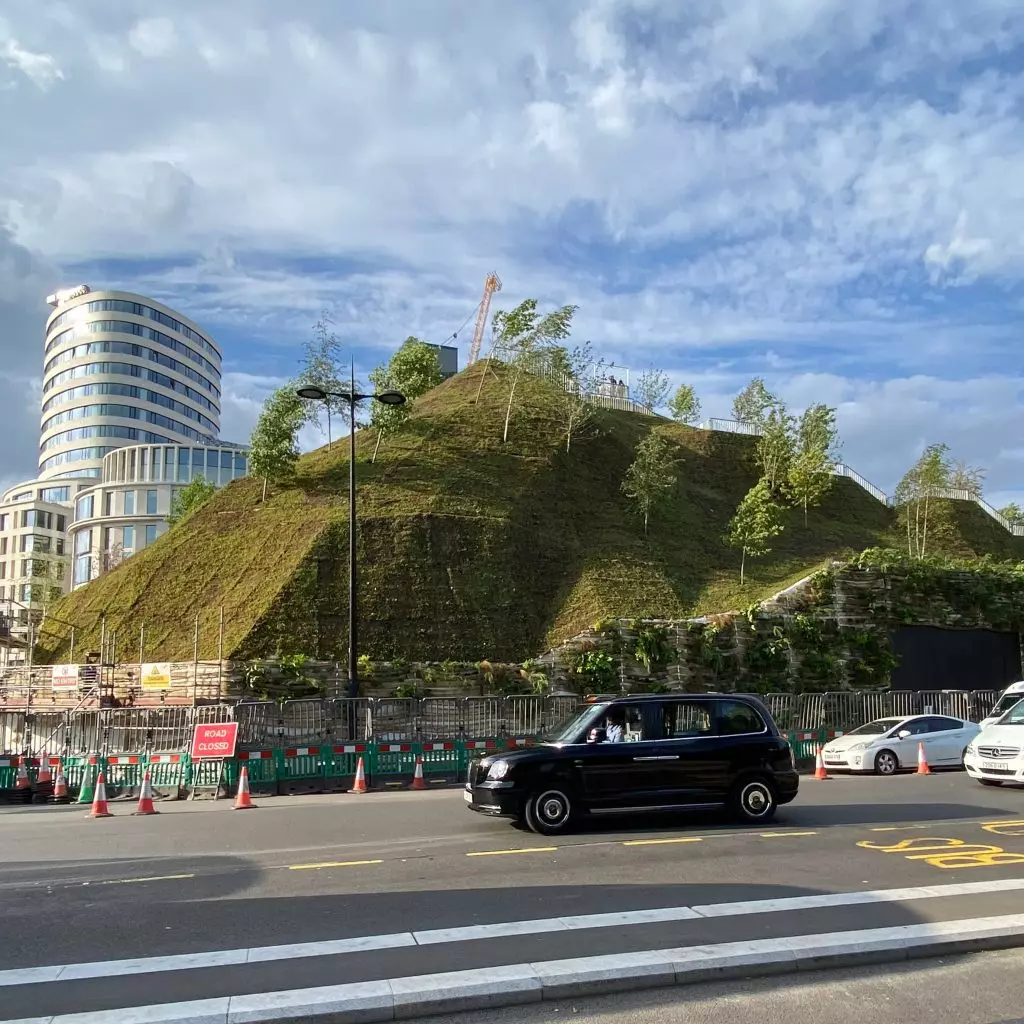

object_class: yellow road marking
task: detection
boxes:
[94,874,195,886]
[466,847,558,858]
[288,860,383,871]
[981,820,1024,836]
[760,831,817,838]
[623,837,703,847]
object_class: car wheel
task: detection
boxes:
[729,776,778,824]
[525,787,574,836]
[874,749,899,776]
[979,779,1003,787]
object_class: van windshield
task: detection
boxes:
[990,692,1024,718]
[997,699,1024,724]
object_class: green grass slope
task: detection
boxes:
[37,364,1024,664]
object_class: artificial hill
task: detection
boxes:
[37,363,1024,665]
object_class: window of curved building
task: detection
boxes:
[48,299,220,359]
[44,343,220,396]
[41,426,176,453]
[39,447,117,473]
[45,319,219,375]
[42,382,220,424]
[43,363,221,413]
[41,403,219,440]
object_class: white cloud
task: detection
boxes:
[0,26,64,90]
[0,0,1021,516]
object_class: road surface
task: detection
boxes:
[1,772,1023,1020]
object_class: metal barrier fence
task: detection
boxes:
[0,690,1005,757]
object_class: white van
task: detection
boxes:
[978,681,1024,730]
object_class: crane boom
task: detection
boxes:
[468,272,502,365]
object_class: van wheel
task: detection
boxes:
[524,787,574,835]
[874,750,899,775]
[729,777,777,824]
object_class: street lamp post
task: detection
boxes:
[297,367,405,702]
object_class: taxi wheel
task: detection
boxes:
[874,749,899,775]
[525,787,574,835]
[729,776,777,823]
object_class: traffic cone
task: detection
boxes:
[350,756,368,794]
[36,753,52,786]
[52,764,69,803]
[88,772,113,818]
[411,756,427,791]
[77,763,97,805]
[232,766,255,810]
[14,759,30,790]
[813,747,830,780]
[916,743,932,775]
[134,771,159,815]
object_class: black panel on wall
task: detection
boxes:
[888,625,1021,692]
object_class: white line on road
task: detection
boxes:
[3,877,1024,989]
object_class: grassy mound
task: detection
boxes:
[37,364,1024,664]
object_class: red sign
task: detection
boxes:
[190,722,239,760]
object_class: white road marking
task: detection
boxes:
[3,877,1024,988]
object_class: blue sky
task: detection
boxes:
[1,0,1023,507]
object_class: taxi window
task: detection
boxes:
[662,701,714,739]
[716,700,766,736]
[597,704,647,742]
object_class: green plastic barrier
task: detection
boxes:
[374,742,416,788]
[416,742,463,783]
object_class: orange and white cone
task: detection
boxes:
[232,766,255,810]
[350,756,368,794]
[916,742,932,775]
[52,764,69,802]
[36,753,52,786]
[89,772,114,818]
[134,770,159,815]
[411,756,427,791]
[14,758,30,790]
[813,747,830,780]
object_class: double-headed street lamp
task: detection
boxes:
[296,372,405,700]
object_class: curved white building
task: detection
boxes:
[40,286,223,481]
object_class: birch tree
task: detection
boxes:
[621,432,678,535]
[787,403,840,524]
[732,377,780,426]
[299,313,346,448]
[894,443,951,558]
[634,368,671,413]
[668,384,701,425]
[552,342,602,453]
[368,338,443,462]
[725,479,784,583]
[755,405,796,497]
[249,385,307,502]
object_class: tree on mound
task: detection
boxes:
[369,337,444,462]
[622,431,678,536]
[725,479,784,583]
[249,385,307,501]
[167,476,216,527]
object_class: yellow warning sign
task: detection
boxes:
[141,662,172,691]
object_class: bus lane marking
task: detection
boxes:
[857,835,1024,870]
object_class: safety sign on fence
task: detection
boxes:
[51,665,79,691]
[141,662,172,691]
[190,722,238,760]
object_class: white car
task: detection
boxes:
[978,681,1024,730]
[965,699,1024,786]
[821,714,980,775]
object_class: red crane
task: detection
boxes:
[468,272,502,365]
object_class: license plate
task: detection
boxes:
[982,761,1008,771]
[464,788,473,803]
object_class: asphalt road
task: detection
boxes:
[2,772,1024,1019]
[405,947,1024,1024]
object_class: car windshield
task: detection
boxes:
[990,693,1024,717]
[846,718,903,736]
[999,701,1024,725]
[540,703,609,744]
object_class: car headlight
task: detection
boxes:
[966,743,977,756]
[487,759,510,781]
[848,742,868,752]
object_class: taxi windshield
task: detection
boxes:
[846,718,902,736]
[540,703,609,744]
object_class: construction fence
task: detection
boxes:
[0,689,1001,801]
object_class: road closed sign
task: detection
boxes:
[190,722,239,760]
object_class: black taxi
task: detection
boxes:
[465,694,798,834]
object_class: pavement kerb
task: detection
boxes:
[10,913,1024,1024]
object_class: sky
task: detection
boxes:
[2,0,1023,508]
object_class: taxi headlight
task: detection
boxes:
[487,759,510,781]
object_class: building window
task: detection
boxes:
[146,489,158,515]
[144,524,157,547]
[0,562,5,578]
[123,490,135,515]
[56,514,66,532]
[104,491,113,516]
[56,538,65,555]
[73,555,92,586]
[20,535,51,554]
[40,486,70,503]
[12,490,34,501]
[19,583,36,603]
[123,525,135,551]
[74,529,92,556]
[178,447,190,483]
[0,514,7,530]
[0,538,6,556]
[234,454,247,475]
[21,510,53,530]
[75,495,94,521]
[221,450,232,470]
